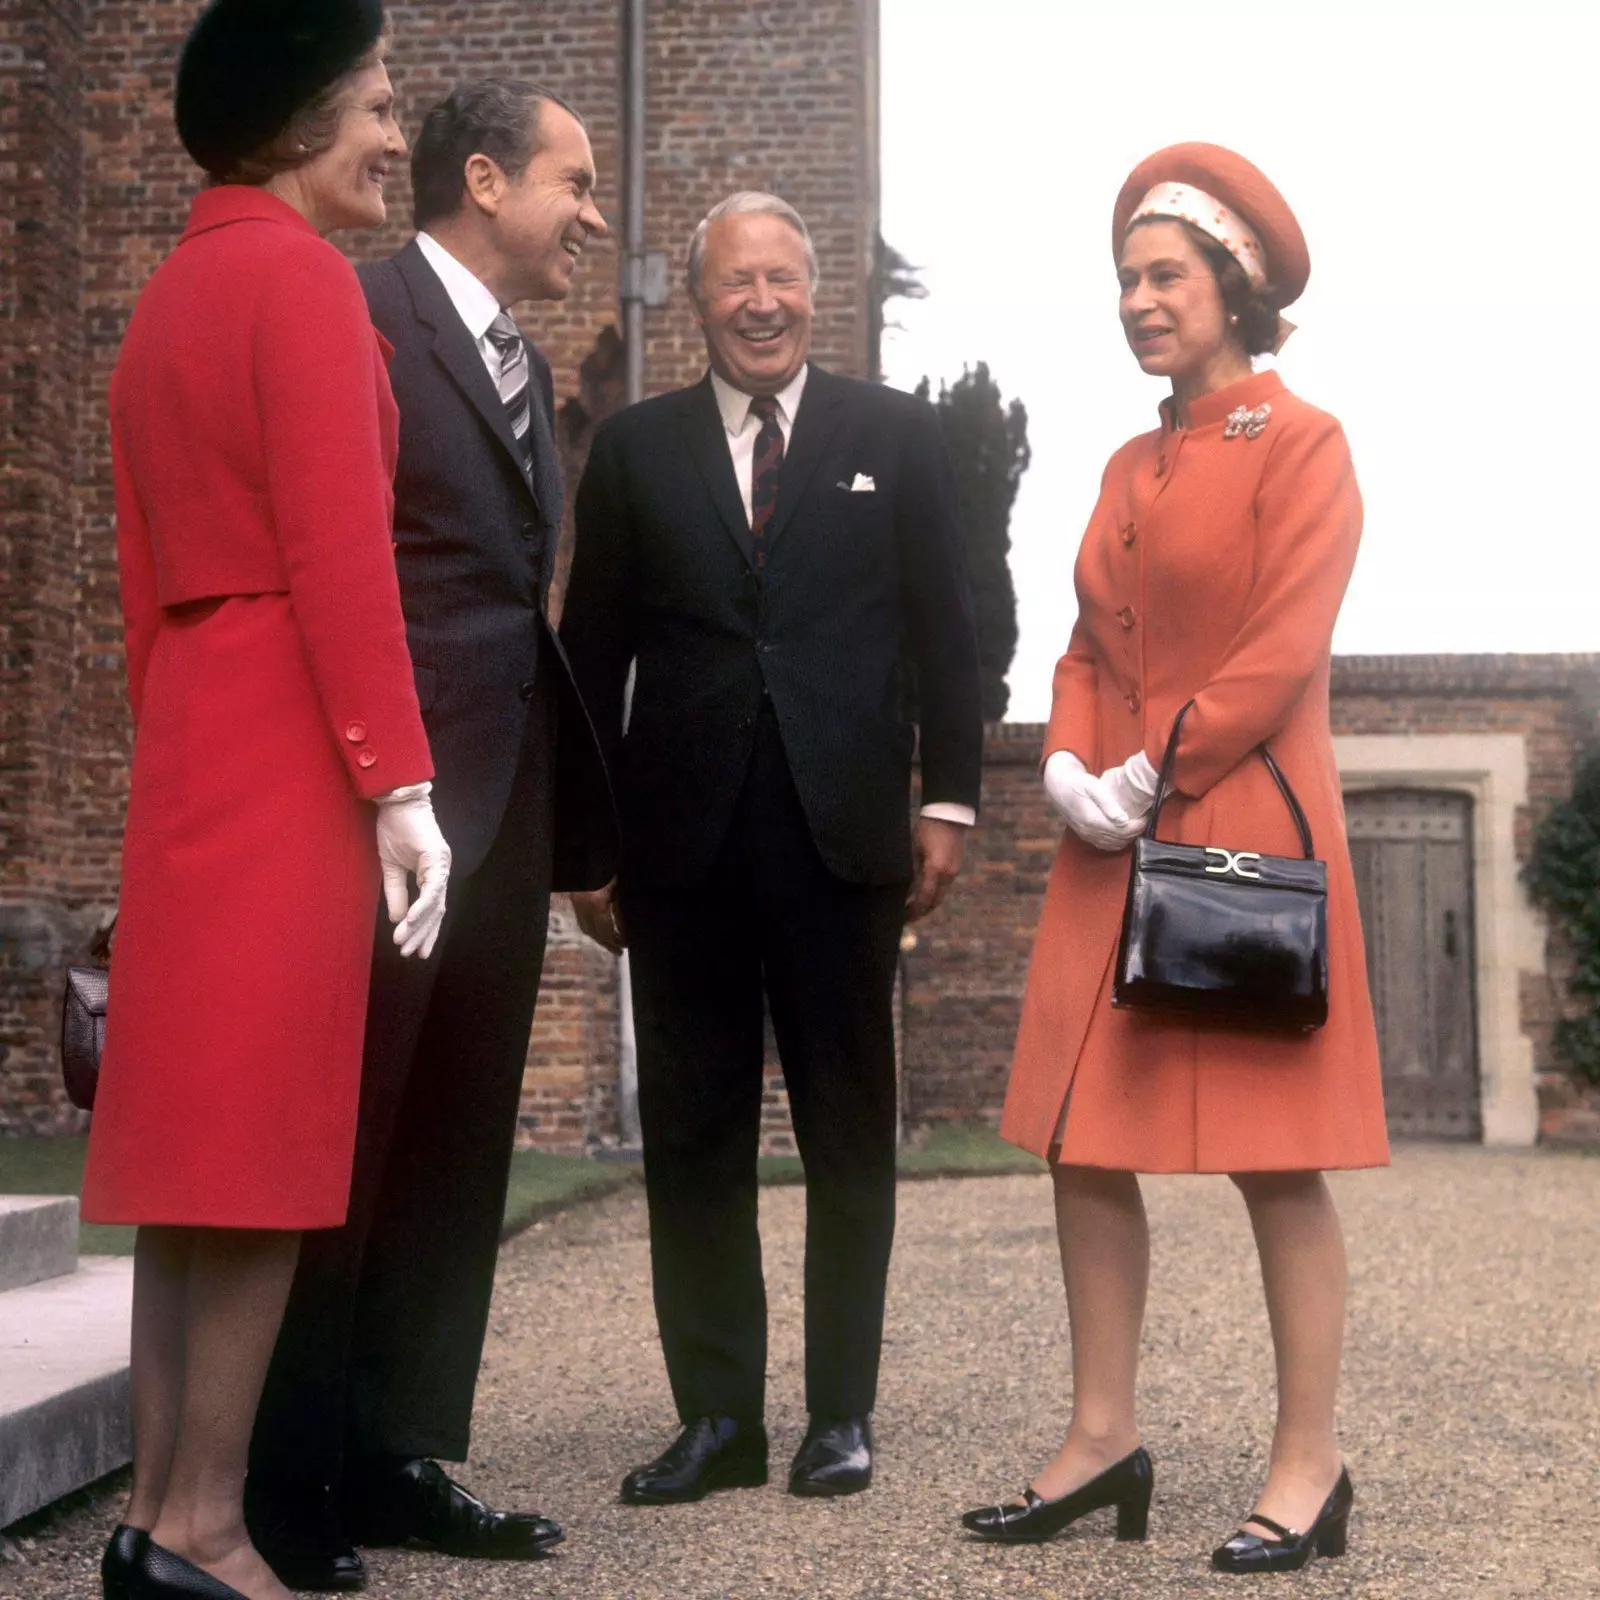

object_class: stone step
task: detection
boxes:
[0,1256,132,1529]
[0,1196,79,1294]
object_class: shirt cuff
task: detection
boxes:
[920,802,976,827]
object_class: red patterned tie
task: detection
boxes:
[748,395,784,571]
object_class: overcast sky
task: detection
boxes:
[878,0,1600,721]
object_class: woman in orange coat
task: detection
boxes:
[78,4,449,1597]
[962,146,1387,1574]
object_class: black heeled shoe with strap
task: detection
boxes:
[1211,1467,1353,1573]
[961,1446,1153,1544]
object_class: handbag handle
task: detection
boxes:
[1144,700,1316,860]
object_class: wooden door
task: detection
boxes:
[1345,790,1481,1140]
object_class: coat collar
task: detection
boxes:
[414,230,502,343]
[179,184,320,244]
[679,375,755,565]
[763,363,846,551]
[675,362,848,568]
[709,362,810,438]
[395,238,545,514]
[1160,368,1285,433]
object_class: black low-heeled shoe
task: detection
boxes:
[961,1446,1153,1543]
[1211,1467,1353,1574]
[132,1540,250,1598]
[101,1525,149,1600]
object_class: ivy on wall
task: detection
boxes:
[1523,749,1600,1085]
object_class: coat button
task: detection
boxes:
[345,721,367,743]
[1117,606,1136,629]
[521,521,539,540]
[1128,689,1141,712]
[519,679,537,701]
[356,746,377,769]
[1121,523,1137,547]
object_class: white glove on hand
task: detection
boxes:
[375,783,451,959]
[1043,750,1144,852]
[1099,750,1160,830]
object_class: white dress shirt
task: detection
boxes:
[707,365,975,830]
[416,231,505,382]
[710,365,808,525]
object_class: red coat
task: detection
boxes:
[1000,371,1389,1173]
[81,187,433,1228]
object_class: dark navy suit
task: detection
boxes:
[562,365,981,1422]
[253,240,615,1497]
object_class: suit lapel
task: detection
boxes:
[525,371,562,525]
[678,376,755,567]
[764,364,846,552]
[395,241,543,513]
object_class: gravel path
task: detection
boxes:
[7,1144,1599,1598]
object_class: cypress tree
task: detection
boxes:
[914,365,1029,721]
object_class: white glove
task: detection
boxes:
[1043,750,1144,852]
[1099,750,1160,830]
[374,783,451,959]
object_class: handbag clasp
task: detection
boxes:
[1204,847,1262,879]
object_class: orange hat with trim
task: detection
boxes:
[1113,143,1310,311]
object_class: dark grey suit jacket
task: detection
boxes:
[359,241,615,889]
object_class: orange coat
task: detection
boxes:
[1000,370,1389,1173]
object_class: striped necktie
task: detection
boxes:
[486,311,532,473]
[748,394,785,571]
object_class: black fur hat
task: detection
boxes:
[175,0,386,177]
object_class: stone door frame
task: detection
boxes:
[1333,734,1542,1146]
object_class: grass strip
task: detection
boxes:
[1,1123,1044,1255]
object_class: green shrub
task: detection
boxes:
[1523,749,1600,1084]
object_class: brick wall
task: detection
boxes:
[1326,656,1600,1145]
[900,723,1049,1129]
[894,655,1600,1148]
[1,0,91,1135]
[0,0,879,1141]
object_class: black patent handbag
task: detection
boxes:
[1112,702,1329,1032]
[60,917,114,1111]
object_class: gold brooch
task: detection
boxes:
[1223,403,1272,440]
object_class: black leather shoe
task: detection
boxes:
[245,1478,366,1590]
[345,1459,563,1559]
[132,1541,248,1598]
[788,1415,874,1497]
[101,1524,148,1600]
[620,1416,769,1505]
[962,1446,1154,1543]
[1211,1467,1352,1573]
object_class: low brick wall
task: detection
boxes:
[517,655,1600,1154]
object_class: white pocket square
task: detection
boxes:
[843,473,876,492]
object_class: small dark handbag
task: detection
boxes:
[1112,703,1329,1032]
[60,918,115,1111]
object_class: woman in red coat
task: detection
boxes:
[961,147,1385,1574]
[79,4,448,1597]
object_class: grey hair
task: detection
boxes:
[686,191,819,302]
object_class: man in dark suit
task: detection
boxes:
[562,192,983,1505]
[247,81,615,1589]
